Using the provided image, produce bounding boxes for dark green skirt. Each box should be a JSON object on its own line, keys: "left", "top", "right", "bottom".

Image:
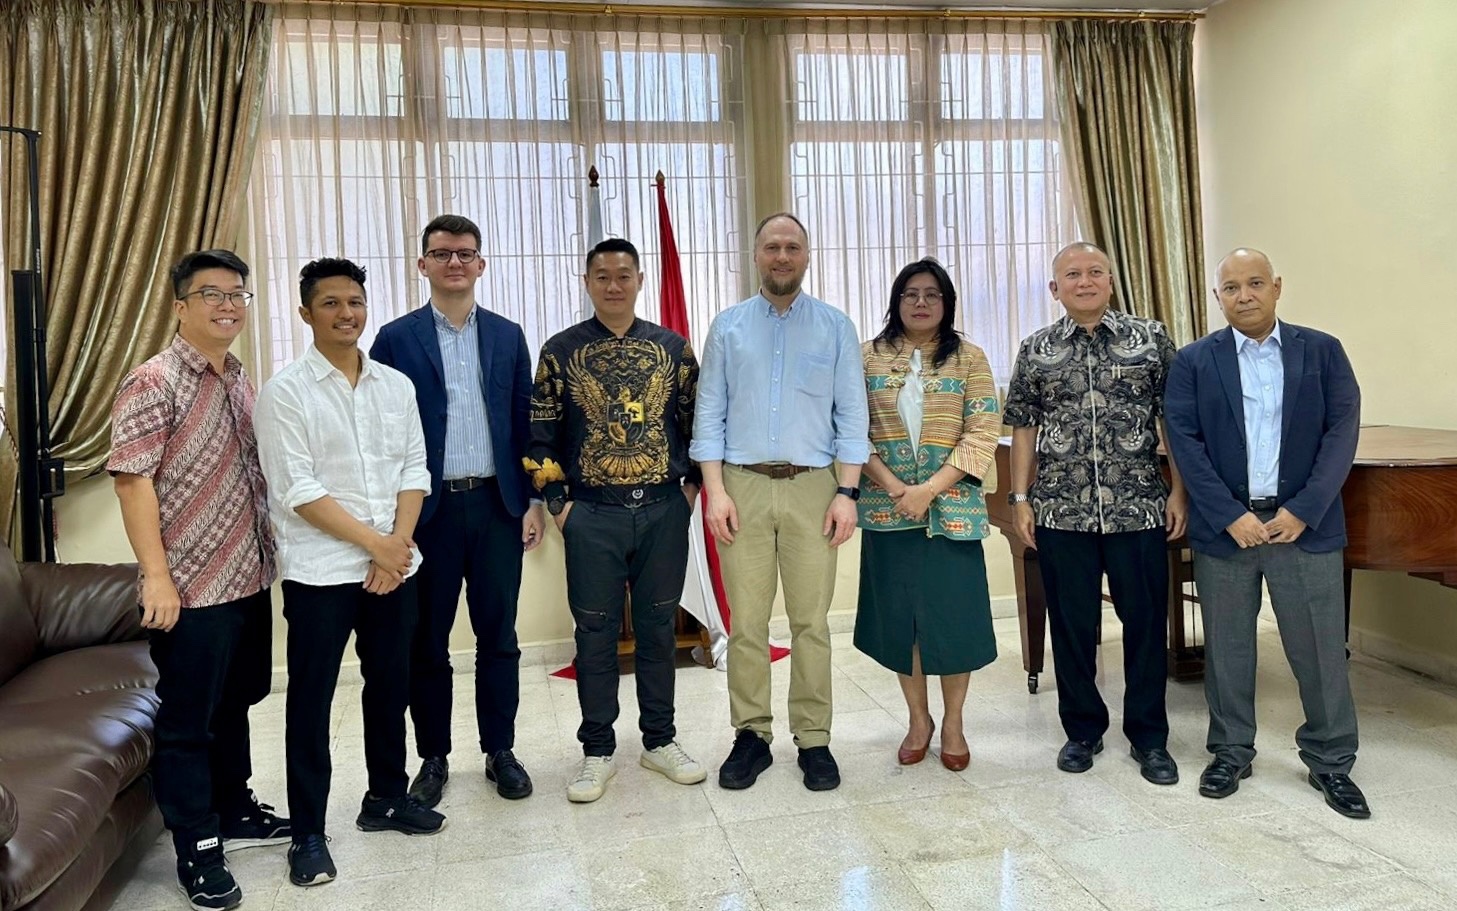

{"left": 854, "top": 530, "right": 997, "bottom": 676}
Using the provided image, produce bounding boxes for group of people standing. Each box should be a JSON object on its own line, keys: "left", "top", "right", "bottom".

{"left": 108, "top": 210, "right": 1367, "bottom": 911}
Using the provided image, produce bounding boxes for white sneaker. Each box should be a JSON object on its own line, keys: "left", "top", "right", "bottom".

{"left": 640, "top": 742, "right": 708, "bottom": 785}
{"left": 567, "top": 755, "right": 616, "bottom": 803}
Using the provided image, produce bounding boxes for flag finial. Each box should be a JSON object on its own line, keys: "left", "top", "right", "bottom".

{"left": 654, "top": 170, "right": 666, "bottom": 187}
{"left": 588, "top": 165, "right": 599, "bottom": 187}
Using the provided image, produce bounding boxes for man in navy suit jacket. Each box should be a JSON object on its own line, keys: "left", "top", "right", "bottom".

{"left": 370, "top": 214, "right": 544, "bottom": 806}
{"left": 1164, "top": 247, "right": 1368, "bottom": 819}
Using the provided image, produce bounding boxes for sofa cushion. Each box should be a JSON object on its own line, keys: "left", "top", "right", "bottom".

{"left": 0, "top": 641, "right": 157, "bottom": 708}
{"left": 0, "top": 753, "right": 127, "bottom": 911}
{"left": 0, "top": 545, "right": 37, "bottom": 689}
{"left": 19, "top": 562, "right": 142, "bottom": 657}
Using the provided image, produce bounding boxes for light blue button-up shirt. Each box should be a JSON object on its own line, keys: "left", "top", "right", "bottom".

{"left": 1232, "top": 321, "right": 1283, "bottom": 498}
{"left": 431, "top": 303, "right": 495, "bottom": 479}
{"left": 691, "top": 292, "right": 870, "bottom": 468}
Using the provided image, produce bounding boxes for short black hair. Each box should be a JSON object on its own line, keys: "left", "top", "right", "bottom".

{"left": 299, "top": 258, "right": 367, "bottom": 308}
{"left": 171, "top": 249, "right": 249, "bottom": 299}
{"left": 421, "top": 214, "right": 482, "bottom": 253}
{"left": 585, "top": 237, "right": 641, "bottom": 272}
{"left": 873, "top": 257, "right": 963, "bottom": 370}
{"left": 753, "top": 212, "right": 809, "bottom": 246}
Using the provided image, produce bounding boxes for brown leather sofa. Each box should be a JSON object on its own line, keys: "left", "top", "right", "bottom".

{"left": 0, "top": 543, "right": 161, "bottom": 911}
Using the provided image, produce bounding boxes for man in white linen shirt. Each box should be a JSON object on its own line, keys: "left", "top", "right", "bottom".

{"left": 254, "top": 258, "right": 442, "bottom": 890}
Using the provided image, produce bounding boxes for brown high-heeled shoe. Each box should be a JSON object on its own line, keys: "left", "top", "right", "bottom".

{"left": 897, "top": 721, "right": 935, "bottom": 765}
{"left": 940, "top": 749, "right": 970, "bottom": 772}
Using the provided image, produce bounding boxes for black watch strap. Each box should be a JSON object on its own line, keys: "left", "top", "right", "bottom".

{"left": 836, "top": 485, "right": 861, "bottom": 501}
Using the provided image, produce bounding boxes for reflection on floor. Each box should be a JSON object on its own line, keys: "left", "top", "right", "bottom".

{"left": 117, "top": 611, "right": 1457, "bottom": 910}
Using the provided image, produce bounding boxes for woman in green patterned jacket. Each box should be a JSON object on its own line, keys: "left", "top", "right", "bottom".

{"left": 856, "top": 257, "right": 1002, "bottom": 772}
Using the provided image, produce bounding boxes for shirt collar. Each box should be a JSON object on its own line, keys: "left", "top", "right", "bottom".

{"left": 171, "top": 334, "right": 241, "bottom": 378}
{"left": 1231, "top": 320, "right": 1282, "bottom": 353}
{"left": 429, "top": 302, "right": 477, "bottom": 332}
{"left": 1056, "top": 306, "right": 1122, "bottom": 340}
{"left": 302, "top": 343, "right": 376, "bottom": 382}
{"left": 759, "top": 290, "right": 807, "bottom": 318}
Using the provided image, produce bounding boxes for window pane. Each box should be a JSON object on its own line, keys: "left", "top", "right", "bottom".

{"left": 603, "top": 47, "right": 722, "bottom": 122}
{"left": 441, "top": 44, "right": 570, "bottom": 120}
{"left": 941, "top": 51, "right": 1045, "bottom": 120}
{"left": 277, "top": 35, "right": 404, "bottom": 117}
{"left": 796, "top": 52, "right": 910, "bottom": 122}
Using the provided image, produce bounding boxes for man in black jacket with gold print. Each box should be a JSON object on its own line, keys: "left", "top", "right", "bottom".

{"left": 525, "top": 237, "right": 706, "bottom": 804}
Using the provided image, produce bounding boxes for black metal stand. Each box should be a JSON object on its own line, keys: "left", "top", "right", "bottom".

{"left": 4, "top": 125, "right": 63, "bottom": 562}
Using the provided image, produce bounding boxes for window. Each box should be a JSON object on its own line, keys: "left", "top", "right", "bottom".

{"left": 249, "top": 17, "right": 747, "bottom": 377}
{"left": 790, "top": 29, "right": 1077, "bottom": 383}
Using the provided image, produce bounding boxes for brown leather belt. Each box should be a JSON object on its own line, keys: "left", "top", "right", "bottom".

{"left": 736, "top": 462, "right": 815, "bottom": 480}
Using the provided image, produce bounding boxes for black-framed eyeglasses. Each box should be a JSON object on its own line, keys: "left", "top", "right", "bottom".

{"left": 183, "top": 289, "right": 255, "bottom": 307}
{"left": 900, "top": 291, "right": 944, "bottom": 304}
{"left": 424, "top": 249, "right": 480, "bottom": 264}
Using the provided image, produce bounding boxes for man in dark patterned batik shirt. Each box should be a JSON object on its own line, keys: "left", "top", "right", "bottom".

{"left": 525, "top": 237, "right": 706, "bottom": 804}
{"left": 1004, "top": 242, "right": 1188, "bottom": 786}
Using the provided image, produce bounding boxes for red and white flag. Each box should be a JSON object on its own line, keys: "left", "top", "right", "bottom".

{"left": 655, "top": 173, "right": 789, "bottom": 670}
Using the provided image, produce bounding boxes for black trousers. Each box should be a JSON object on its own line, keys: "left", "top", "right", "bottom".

{"left": 410, "top": 480, "right": 523, "bottom": 758}
{"left": 562, "top": 494, "right": 691, "bottom": 757}
{"left": 1035, "top": 526, "right": 1170, "bottom": 750}
{"left": 149, "top": 589, "right": 273, "bottom": 856}
{"left": 283, "top": 578, "right": 417, "bottom": 837}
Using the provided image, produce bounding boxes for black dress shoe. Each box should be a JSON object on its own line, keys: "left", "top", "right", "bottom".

{"left": 1056, "top": 738, "right": 1103, "bottom": 773}
{"left": 408, "top": 756, "right": 448, "bottom": 810}
{"left": 797, "top": 746, "right": 841, "bottom": 792}
{"left": 1309, "top": 772, "right": 1371, "bottom": 819}
{"left": 1130, "top": 746, "right": 1180, "bottom": 785}
{"left": 486, "top": 750, "right": 533, "bottom": 800}
{"left": 718, "top": 730, "right": 773, "bottom": 790}
{"left": 1198, "top": 758, "right": 1252, "bottom": 799}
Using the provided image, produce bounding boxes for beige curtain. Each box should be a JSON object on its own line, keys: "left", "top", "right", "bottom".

{"left": 1047, "top": 19, "right": 1206, "bottom": 344}
{"left": 0, "top": 0, "right": 271, "bottom": 542}
{"left": 250, "top": 8, "right": 1076, "bottom": 389}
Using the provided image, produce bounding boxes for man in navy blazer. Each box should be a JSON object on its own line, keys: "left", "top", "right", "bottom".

{"left": 1164, "top": 247, "right": 1368, "bottom": 819}
{"left": 370, "top": 214, "right": 544, "bottom": 806}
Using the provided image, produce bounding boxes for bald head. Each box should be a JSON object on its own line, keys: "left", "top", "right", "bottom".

{"left": 1216, "top": 247, "right": 1276, "bottom": 284}
{"left": 1052, "top": 242, "right": 1111, "bottom": 276}
{"left": 1214, "top": 247, "right": 1281, "bottom": 341}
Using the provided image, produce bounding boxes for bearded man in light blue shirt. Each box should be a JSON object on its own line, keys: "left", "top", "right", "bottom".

{"left": 692, "top": 212, "right": 870, "bottom": 793}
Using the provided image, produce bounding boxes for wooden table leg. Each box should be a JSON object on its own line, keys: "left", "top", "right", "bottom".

{"left": 1008, "top": 538, "right": 1047, "bottom": 694}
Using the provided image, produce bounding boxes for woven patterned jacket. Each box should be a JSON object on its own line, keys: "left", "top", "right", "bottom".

{"left": 857, "top": 338, "right": 1001, "bottom": 540}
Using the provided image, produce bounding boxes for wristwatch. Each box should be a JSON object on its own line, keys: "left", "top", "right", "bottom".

{"left": 1008, "top": 492, "right": 1031, "bottom": 506}
{"left": 836, "top": 486, "right": 861, "bottom": 501}
{"left": 547, "top": 495, "right": 568, "bottom": 516}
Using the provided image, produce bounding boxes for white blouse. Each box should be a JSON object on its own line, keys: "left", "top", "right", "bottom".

{"left": 897, "top": 348, "right": 925, "bottom": 457}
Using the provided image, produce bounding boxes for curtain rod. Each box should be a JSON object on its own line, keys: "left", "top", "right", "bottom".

{"left": 267, "top": 1, "right": 1203, "bottom": 21}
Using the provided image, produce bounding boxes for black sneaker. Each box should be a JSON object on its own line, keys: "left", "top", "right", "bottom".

{"left": 718, "top": 729, "right": 773, "bottom": 790}
{"left": 176, "top": 837, "right": 242, "bottom": 911}
{"left": 220, "top": 790, "right": 292, "bottom": 851}
{"left": 288, "top": 834, "right": 337, "bottom": 887}
{"left": 797, "top": 746, "right": 841, "bottom": 791}
{"left": 408, "top": 756, "right": 449, "bottom": 809}
{"left": 356, "top": 793, "right": 446, "bottom": 835}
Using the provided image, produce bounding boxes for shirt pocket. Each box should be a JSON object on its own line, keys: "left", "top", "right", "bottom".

{"left": 1109, "top": 354, "right": 1159, "bottom": 402}
{"left": 795, "top": 352, "right": 832, "bottom": 397}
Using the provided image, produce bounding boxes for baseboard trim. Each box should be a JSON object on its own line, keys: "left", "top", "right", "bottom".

{"left": 1349, "top": 626, "right": 1457, "bottom": 687}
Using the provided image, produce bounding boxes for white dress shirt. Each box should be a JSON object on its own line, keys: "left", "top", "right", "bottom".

{"left": 1231, "top": 321, "right": 1284, "bottom": 498}
{"left": 254, "top": 345, "right": 432, "bottom": 586}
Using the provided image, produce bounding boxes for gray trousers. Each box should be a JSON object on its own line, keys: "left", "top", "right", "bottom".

{"left": 1193, "top": 535, "right": 1358, "bottom": 774}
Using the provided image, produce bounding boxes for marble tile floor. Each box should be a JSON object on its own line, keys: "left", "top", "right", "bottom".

{"left": 116, "top": 611, "right": 1457, "bottom": 911}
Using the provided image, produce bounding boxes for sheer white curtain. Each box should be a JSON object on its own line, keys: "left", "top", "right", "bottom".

{"left": 248, "top": 5, "right": 748, "bottom": 378}
{"left": 248, "top": 9, "right": 1076, "bottom": 384}
{"left": 781, "top": 18, "right": 1077, "bottom": 383}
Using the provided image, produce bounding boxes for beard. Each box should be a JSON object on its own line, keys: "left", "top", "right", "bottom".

{"left": 761, "top": 270, "right": 804, "bottom": 298}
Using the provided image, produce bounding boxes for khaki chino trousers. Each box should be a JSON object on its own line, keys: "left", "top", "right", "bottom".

{"left": 720, "top": 464, "right": 839, "bottom": 748}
